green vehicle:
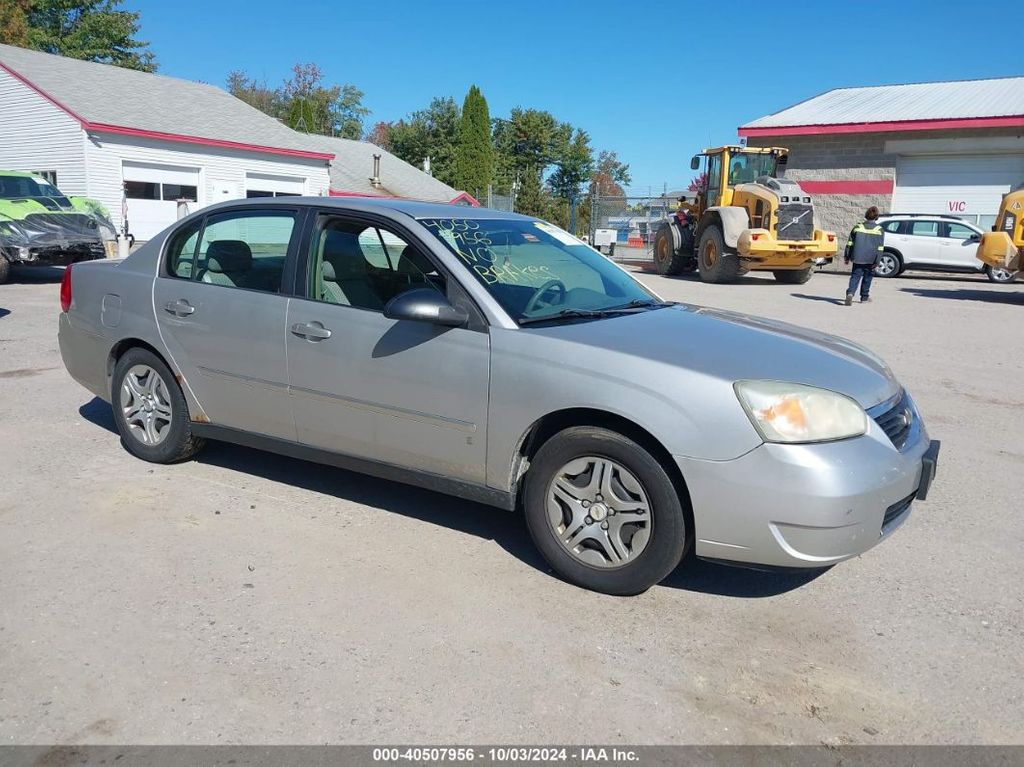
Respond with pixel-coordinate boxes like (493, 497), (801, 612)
(0, 171), (116, 284)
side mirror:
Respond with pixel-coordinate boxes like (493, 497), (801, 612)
(384, 288), (468, 328)
(777, 153), (789, 167)
(690, 156), (700, 170)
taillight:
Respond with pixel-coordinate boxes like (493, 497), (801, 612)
(60, 264), (73, 313)
(827, 234), (836, 242)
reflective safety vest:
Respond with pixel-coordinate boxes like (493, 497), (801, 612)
(845, 220), (885, 265)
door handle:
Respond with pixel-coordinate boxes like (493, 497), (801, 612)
(164, 299), (195, 316)
(291, 321), (332, 341)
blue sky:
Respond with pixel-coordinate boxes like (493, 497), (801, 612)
(131, 0), (1023, 194)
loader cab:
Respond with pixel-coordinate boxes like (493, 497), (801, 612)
(690, 147), (787, 213)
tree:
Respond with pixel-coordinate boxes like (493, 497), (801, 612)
(547, 128), (593, 201)
(227, 71), (281, 118)
(453, 85), (494, 198)
(4, 0), (157, 71)
(386, 97), (461, 186)
(688, 172), (708, 194)
(0, 0), (31, 46)
(226, 63), (369, 140)
(590, 150), (631, 197)
(282, 63), (367, 139)
(515, 164), (548, 219)
(364, 121), (392, 150)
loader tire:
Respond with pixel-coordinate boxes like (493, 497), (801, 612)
(697, 226), (742, 284)
(653, 225), (688, 276)
(772, 267), (813, 285)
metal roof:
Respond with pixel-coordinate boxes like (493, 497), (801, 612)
(0, 43), (330, 158)
(741, 76), (1024, 130)
(300, 135), (461, 201)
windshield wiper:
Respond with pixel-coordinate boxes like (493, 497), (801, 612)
(519, 308), (611, 325)
(518, 300), (677, 326)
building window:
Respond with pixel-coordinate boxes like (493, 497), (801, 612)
(162, 184), (198, 201)
(246, 190), (300, 198)
(32, 170), (58, 186)
(124, 181), (161, 200)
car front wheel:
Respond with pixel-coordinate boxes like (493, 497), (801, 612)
(986, 265), (1016, 284)
(523, 426), (688, 595)
(111, 347), (205, 463)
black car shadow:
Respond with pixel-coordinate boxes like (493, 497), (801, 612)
(900, 287), (1024, 306)
(78, 395), (824, 598)
(0, 307), (10, 320)
(790, 293), (847, 305)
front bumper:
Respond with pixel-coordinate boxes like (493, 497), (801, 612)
(676, 409), (938, 568)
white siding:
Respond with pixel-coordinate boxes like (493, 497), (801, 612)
(892, 154), (1024, 223)
(83, 133), (331, 237)
(0, 68), (86, 193)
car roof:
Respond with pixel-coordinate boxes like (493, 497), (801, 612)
(879, 213), (971, 221)
(198, 195), (536, 222)
(0, 170), (41, 179)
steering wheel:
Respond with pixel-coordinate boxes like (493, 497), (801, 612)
(523, 279), (567, 315)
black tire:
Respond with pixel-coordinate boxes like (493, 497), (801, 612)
(696, 226), (742, 283)
(523, 426), (688, 595)
(772, 267), (813, 284)
(874, 251), (902, 278)
(653, 225), (688, 276)
(0, 257), (10, 284)
(986, 265), (1016, 284)
(111, 347), (205, 463)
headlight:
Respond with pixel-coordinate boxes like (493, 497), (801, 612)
(734, 380), (867, 443)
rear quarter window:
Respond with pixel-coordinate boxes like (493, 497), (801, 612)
(166, 220), (201, 278)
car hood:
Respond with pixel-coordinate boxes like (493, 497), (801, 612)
(527, 304), (901, 409)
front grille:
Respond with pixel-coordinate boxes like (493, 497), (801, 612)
(873, 390), (913, 450)
(775, 203), (814, 241)
(883, 493), (914, 529)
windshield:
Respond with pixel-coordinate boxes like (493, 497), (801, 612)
(419, 217), (660, 324)
(0, 175), (63, 199)
(727, 153), (777, 185)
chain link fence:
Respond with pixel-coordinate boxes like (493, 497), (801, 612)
(587, 194), (683, 265)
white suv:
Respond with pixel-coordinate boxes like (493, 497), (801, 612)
(875, 214), (1015, 283)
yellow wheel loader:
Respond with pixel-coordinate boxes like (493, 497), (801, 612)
(977, 183), (1023, 281)
(652, 146), (838, 284)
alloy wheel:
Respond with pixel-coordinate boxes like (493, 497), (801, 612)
(875, 254), (898, 276)
(546, 456), (652, 568)
(120, 364), (173, 446)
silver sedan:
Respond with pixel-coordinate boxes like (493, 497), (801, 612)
(58, 198), (939, 594)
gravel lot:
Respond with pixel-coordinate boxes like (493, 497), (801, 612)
(1, 265), (1021, 746)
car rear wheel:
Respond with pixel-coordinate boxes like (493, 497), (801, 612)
(875, 252), (902, 277)
(986, 265), (1016, 284)
(523, 426), (688, 595)
(653, 225), (688, 276)
(112, 347), (205, 463)
(772, 267), (813, 284)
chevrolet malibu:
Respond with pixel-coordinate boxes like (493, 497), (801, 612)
(57, 198), (939, 594)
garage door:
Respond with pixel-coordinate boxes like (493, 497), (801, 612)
(892, 154), (1024, 228)
(245, 173), (305, 198)
(123, 162), (199, 241)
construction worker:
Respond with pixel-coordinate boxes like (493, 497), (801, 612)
(844, 206), (884, 305)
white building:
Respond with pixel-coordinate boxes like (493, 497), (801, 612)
(740, 76), (1024, 238)
(0, 44), (336, 241)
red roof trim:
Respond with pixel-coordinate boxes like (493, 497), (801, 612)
(797, 180), (894, 195)
(0, 61), (89, 125)
(86, 123), (334, 161)
(738, 115), (1024, 137)
(1, 61), (333, 161)
(449, 191), (480, 206)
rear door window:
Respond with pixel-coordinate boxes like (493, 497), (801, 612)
(166, 209), (297, 293)
(909, 220), (939, 237)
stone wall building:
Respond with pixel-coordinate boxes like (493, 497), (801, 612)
(739, 77), (1024, 242)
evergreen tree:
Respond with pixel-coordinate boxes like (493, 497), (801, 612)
(515, 165), (548, 219)
(453, 85), (494, 199)
(4, 0), (157, 71)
